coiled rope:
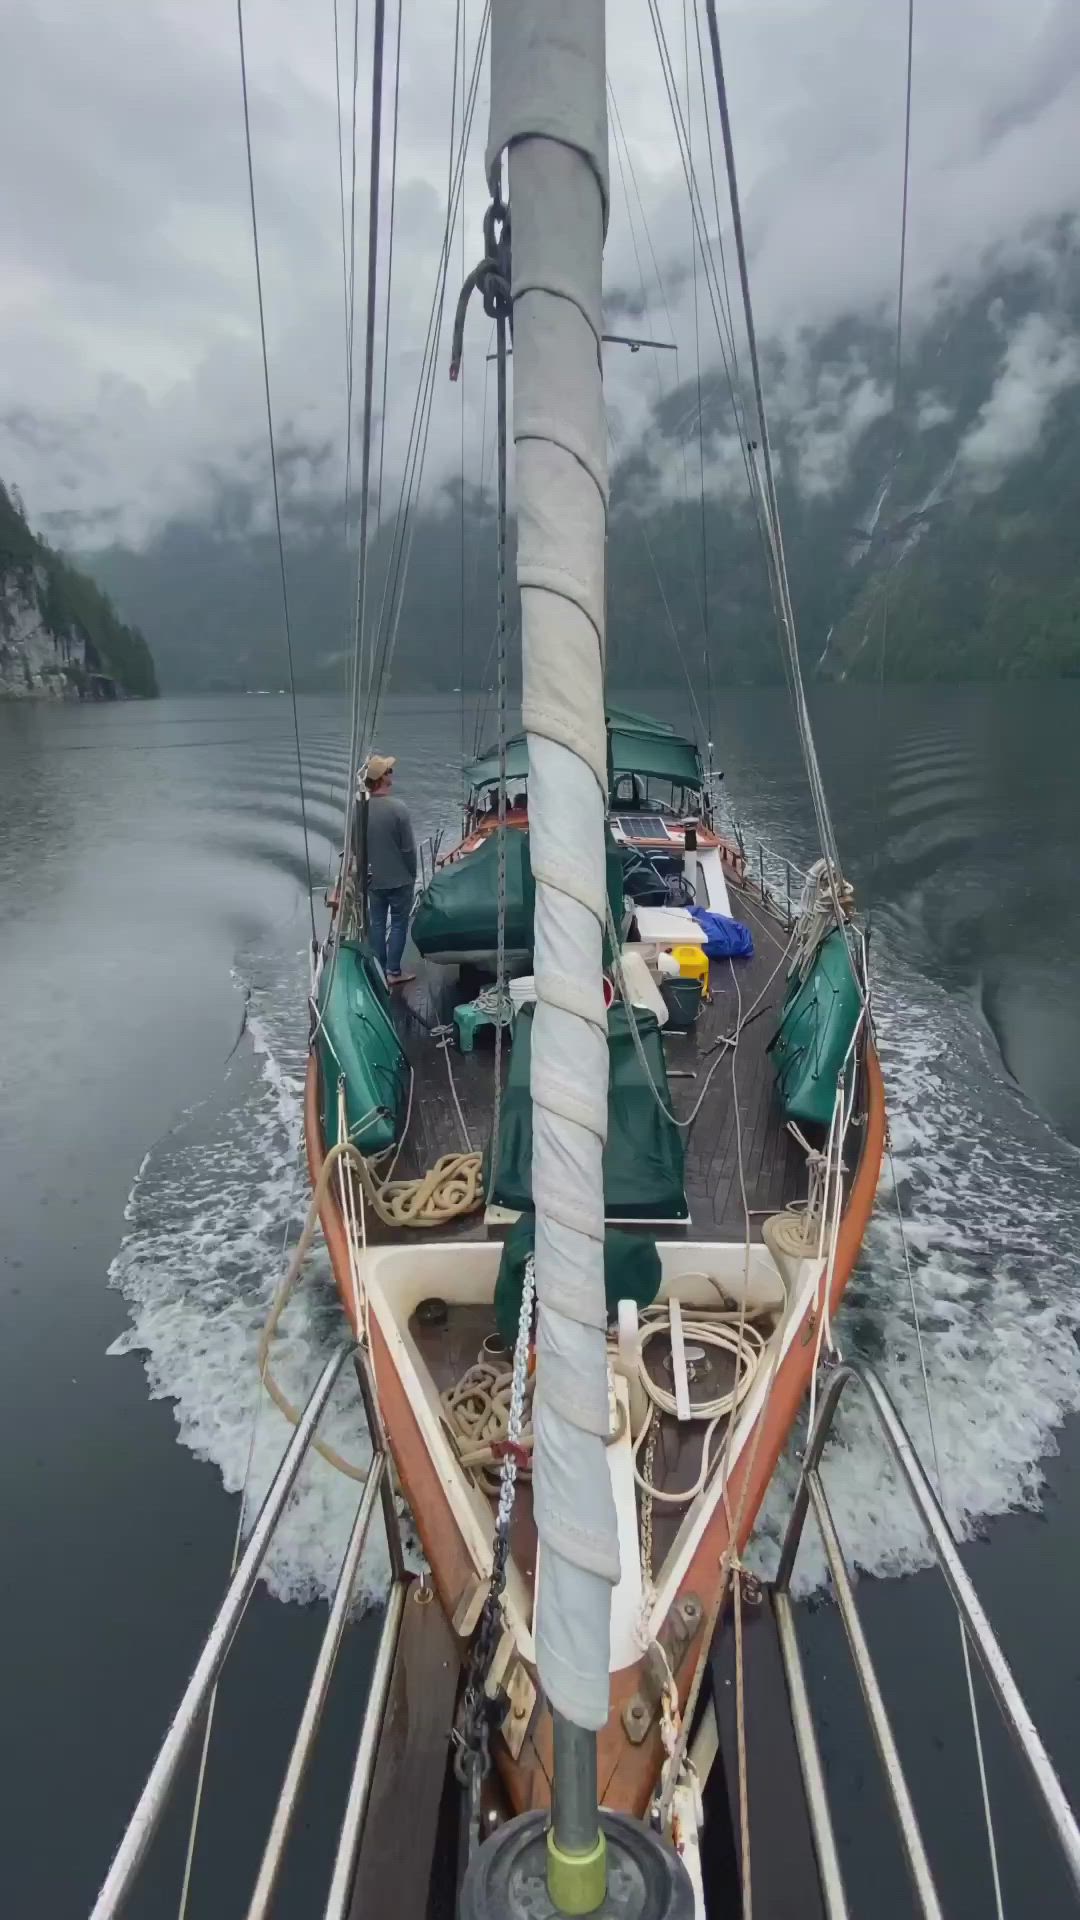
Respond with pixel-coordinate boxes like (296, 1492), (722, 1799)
(633, 1301), (770, 1509)
(352, 1146), (484, 1228)
(441, 1360), (534, 1496)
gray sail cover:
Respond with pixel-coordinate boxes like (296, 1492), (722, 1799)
(488, 0), (620, 1731)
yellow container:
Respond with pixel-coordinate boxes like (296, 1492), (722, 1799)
(671, 943), (709, 989)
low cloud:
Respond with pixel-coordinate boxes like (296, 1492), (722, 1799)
(957, 310), (1080, 486)
(915, 392), (955, 432)
(1, 0), (1079, 549)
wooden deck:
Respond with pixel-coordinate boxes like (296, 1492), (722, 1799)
(379, 873), (826, 1246)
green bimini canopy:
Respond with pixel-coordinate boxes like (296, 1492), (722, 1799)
(465, 705), (703, 796)
(317, 941), (408, 1157)
(412, 827), (627, 968)
(485, 1001), (688, 1220)
(768, 927), (862, 1130)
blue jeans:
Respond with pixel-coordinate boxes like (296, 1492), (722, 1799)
(369, 882), (413, 978)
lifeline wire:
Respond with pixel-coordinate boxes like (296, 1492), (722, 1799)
(237, 0), (317, 946)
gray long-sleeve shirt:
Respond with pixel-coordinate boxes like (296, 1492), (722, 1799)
(364, 792), (417, 890)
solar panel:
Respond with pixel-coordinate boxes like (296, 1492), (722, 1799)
(614, 814), (673, 842)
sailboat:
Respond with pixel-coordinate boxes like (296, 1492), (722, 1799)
(93, 2), (1080, 1915)
(303, 0), (886, 1830)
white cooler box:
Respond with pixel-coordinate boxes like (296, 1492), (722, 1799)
(632, 906), (707, 969)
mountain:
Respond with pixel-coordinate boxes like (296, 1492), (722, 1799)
(87, 487), (500, 697)
(80, 232), (1080, 696)
(0, 481), (157, 700)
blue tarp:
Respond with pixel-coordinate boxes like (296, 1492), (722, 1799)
(689, 907), (754, 958)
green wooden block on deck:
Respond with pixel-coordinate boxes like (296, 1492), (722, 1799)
(453, 997), (511, 1053)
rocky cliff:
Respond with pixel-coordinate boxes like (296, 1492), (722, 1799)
(0, 481), (157, 700)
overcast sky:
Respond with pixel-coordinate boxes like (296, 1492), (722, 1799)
(2, 0), (1078, 549)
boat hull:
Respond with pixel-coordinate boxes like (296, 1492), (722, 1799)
(303, 1030), (885, 1817)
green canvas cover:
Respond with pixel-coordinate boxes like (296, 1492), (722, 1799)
(412, 830), (535, 961)
(768, 926), (863, 1130)
(317, 940), (408, 1157)
(412, 828), (628, 965)
(465, 706), (703, 795)
(485, 1002), (688, 1219)
(494, 1212), (661, 1347)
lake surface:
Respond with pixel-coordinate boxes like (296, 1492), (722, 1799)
(1, 684), (1078, 1916)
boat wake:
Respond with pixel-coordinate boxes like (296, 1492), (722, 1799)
(107, 883), (1080, 1607)
(106, 947), (385, 1607)
(755, 922), (1080, 1591)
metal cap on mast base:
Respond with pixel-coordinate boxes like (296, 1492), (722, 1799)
(459, 1800), (694, 1919)
(547, 1715), (607, 1914)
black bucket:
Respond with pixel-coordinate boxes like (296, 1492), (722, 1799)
(660, 976), (703, 1032)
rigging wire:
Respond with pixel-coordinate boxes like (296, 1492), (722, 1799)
(459, 0), (468, 796)
(345, 0), (361, 480)
(879, 6), (1003, 1908)
(683, 0), (715, 757)
(605, 79), (708, 740)
(646, 0), (751, 454)
(332, 0), (351, 433)
(889, 1142), (1006, 1920)
(333, 0), (388, 1000)
(869, 0), (914, 922)
(237, 0), (317, 949)
(605, 414), (707, 741)
(691, 0), (742, 391)
(608, 69), (709, 669)
(363, 6), (468, 752)
(645, 0), (780, 638)
(486, 276), (511, 1201)
(700, 0), (842, 898)
(374, 0), (403, 551)
(361, 5), (490, 753)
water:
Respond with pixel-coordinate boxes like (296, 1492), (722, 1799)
(1, 685), (1078, 1915)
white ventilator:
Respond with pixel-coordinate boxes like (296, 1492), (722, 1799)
(487, 0), (619, 1730)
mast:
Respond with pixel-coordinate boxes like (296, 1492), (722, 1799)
(486, 0), (618, 1857)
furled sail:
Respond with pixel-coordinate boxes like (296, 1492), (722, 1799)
(487, 0), (619, 1729)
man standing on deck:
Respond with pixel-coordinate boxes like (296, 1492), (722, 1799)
(361, 753), (417, 985)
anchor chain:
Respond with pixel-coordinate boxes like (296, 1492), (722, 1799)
(453, 1252), (535, 1839)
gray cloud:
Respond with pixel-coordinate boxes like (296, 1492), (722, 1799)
(957, 310), (1080, 485)
(1, 0), (1079, 548)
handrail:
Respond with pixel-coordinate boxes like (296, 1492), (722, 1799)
(91, 1338), (394, 1920)
(246, 1454), (388, 1919)
(775, 1361), (1080, 1905)
(323, 1579), (410, 1919)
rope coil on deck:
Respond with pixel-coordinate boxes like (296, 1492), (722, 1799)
(353, 1146), (484, 1228)
(441, 1359), (535, 1496)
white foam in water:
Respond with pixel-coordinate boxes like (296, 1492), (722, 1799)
(108, 881), (1080, 1612)
(753, 931), (1080, 1593)
(108, 961), (392, 1607)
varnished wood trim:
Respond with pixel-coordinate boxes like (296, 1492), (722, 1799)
(304, 1031), (887, 1818)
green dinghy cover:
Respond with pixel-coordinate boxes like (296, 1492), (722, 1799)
(412, 828), (627, 968)
(768, 926), (862, 1130)
(485, 1001), (687, 1220)
(317, 940), (408, 1157)
(494, 1212), (661, 1347)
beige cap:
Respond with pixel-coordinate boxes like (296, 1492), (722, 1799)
(364, 753), (396, 784)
